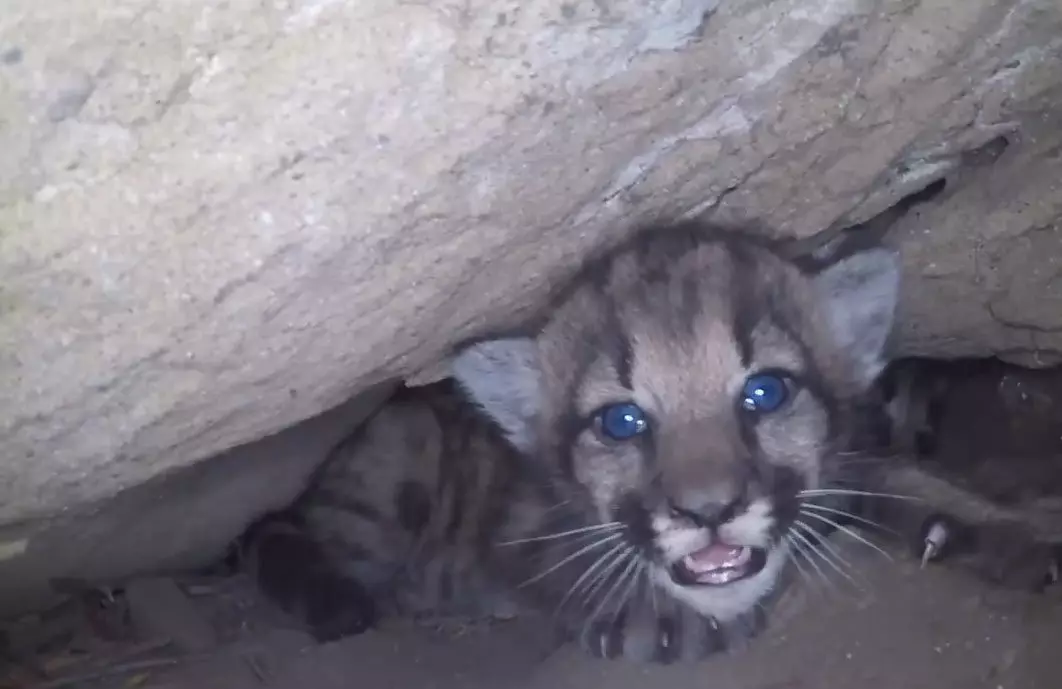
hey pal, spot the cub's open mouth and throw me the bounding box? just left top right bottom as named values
left=670, top=544, right=768, bottom=586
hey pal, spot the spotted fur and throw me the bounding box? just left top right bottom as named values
left=243, top=220, right=901, bottom=663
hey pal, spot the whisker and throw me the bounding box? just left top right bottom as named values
left=613, top=559, right=643, bottom=618
left=798, top=510, right=894, bottom=561
left=629, top=562, right=648, bottom=618
left=542, top=500, right=573, bottom=514
left=581, top=546, right=632, bottom=606
left=831, top=452, right=894, bottom=463
left=797, top=488, right=922, bottom=502
left=800, top=502, right=898, bottom=536
left=498, top=522, right=622, bottom=546
left=791, top=521, right=858, bottom=587
left=782, top=536, right=813, bottom=586
left=580, top=549, right=635, bottom=649
left=785, top=526, right=832, bottom=586
left=536, top=526, right=622, bottom=555
left=794, top=520, right=854, bottom=569
left=649, top=568, right=660, bottom=618
left=833, top=448, right=889, bottom=457
left=834, top=448, right=908, bottom=461
left=555, top=541, right=627, bottom=615
left=590, top=552, right=639, bottom=624
left=519, top=532, right=623, bottom=587
left=785, top=533, right=831, bottom=590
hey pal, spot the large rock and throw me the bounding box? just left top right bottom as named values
left=1, top=0, right=1060, bottom=609
left=0, top=382, right=395, bottom=615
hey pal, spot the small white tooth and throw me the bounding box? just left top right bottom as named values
left=731, top=547, right=752, bottom=568
left=698, top=569, right=740, bottom=585
left=684, top=547, right=753, bottom=575
left=685, top=554, right=718, bottom=573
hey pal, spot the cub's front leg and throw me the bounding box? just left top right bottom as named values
left=862, top=462, right=1061, bottom=592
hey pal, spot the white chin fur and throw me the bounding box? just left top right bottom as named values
left=719, top=497, right=775, bottom=548
left=652, top=539, right=790, bottom=622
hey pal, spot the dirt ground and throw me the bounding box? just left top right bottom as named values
left=4, top=541, right=1059, bottom=689
left=6, top=357, right=1062, bottom=689
left=250, top=549, right=1062, bottom=689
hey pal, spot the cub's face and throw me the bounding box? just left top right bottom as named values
left=454, top=225, right=899, bottom=620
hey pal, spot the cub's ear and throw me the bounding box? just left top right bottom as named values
left=451, top=337, right=541, bottom=453
left=813, top=248, right=901, bottom=386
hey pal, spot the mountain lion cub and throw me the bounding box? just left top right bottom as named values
left=243, top=221, right=901, bottom=663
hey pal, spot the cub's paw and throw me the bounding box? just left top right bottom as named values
left=577, top=604, right=767, bottom=664
left=300, top=571, right=378, bottom=642
left=915, top=513, right=1060, bottom=592
left=249, top=525, right=378, bottom=643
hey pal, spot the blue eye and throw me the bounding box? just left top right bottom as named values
left=741, top=373, right=789, bottom=413
left=598, top=402, right=649, bottom=441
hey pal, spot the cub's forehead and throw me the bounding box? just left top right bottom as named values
left=568, top=234, right=800, bottom=340
left=546, top=236, right=811, bottom=416
left=600, top=234, right=749, bottom=303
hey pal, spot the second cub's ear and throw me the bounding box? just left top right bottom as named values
left=813, top=247, right=901, bottom=386
left=451, top=337, right=542, bottom=453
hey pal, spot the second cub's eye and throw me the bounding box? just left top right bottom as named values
left=597, top=402, right=649, bottom=441
left=740, top=373, right=790, bottom=413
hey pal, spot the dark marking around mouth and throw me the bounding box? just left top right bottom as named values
left=767, top=465, right=805, bottom=541
left=614, top=492, right=656, bottom=549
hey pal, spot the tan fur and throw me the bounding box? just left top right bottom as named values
left=247, top=222, right=901, bottom=662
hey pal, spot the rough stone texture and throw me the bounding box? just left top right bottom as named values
left=1, top=0, right=1061, bottom=594
left=0, top=382, right=394, bottom=615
